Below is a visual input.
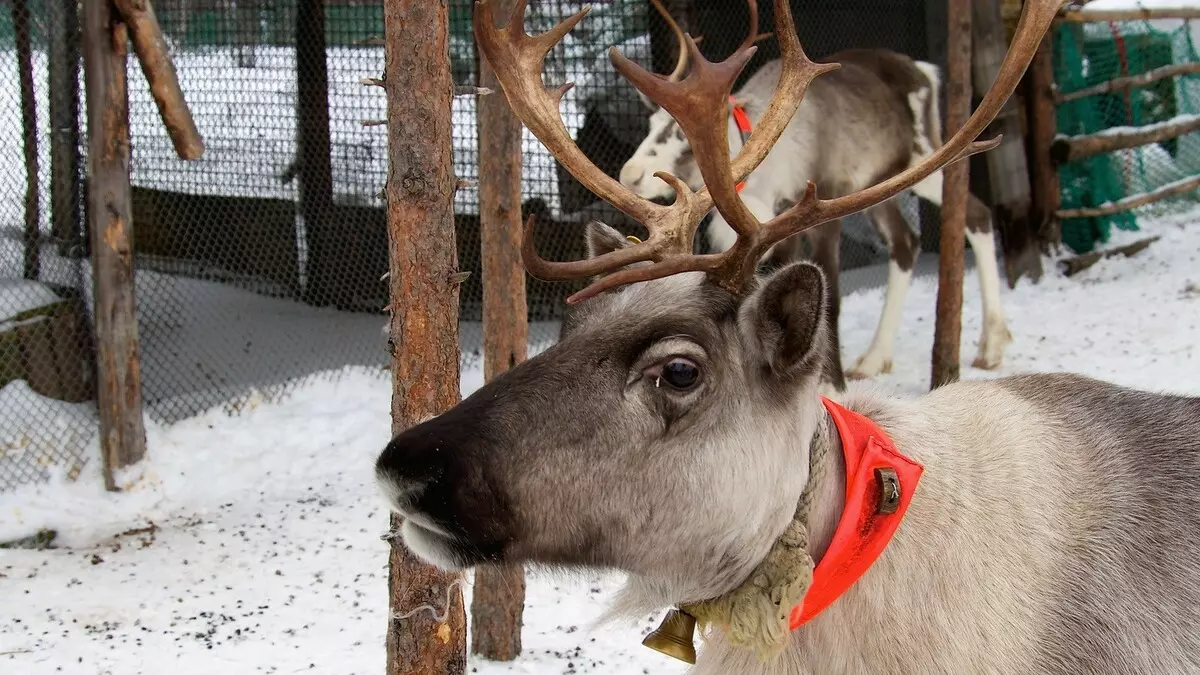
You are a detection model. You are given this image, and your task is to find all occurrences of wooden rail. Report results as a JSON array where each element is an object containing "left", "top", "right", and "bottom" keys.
[
  {"left": 1056, "top": 62, "right": 1200, "bottom": 104},
  {"left": 1056, "top": 174, "right": 1200, "bottom": 219},
  {"left": 1057, "top": 6, "right": 1200, "bottom": 23},
  {"left": 1051, "top": 114, "right": 1200, "bottom": 163}
]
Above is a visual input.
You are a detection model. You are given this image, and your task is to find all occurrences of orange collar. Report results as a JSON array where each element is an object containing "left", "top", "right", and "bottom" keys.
[
  {"left": 789, "top": 396, "right": 925, "bottom": 629},
  {"left": 729, "top": 96, "right": 752, "bottom": 193}
]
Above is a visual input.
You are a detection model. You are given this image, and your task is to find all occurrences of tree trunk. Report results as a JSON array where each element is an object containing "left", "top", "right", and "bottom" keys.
[
  {"left": 48, "top": 0, "right": 85, "bottom": 258},
  {"left": 13, "top": 0, "right": 40, "bottom": 280},
  {"left": 296, "top": 0, "right": 335, "bottom": 306},
  {"left": 1026, "top": 32, "right": 1061, "bottom": 247},
  {"left": 382, "top": 1, "right": 467, "bottom": 673},
  {"left": 469, "top": 0, "right": 527, "bottom": 661},
  {"left": 931, "top": 0, "right": 971, "bottom": 390},
  {"left": 83, "top": 0, "right": 149, "bottom": 489}
]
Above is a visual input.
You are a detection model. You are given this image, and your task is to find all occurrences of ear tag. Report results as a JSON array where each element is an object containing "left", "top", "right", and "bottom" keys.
[{"left": 626, "top": 235, "right": 642, "bottom": 244}]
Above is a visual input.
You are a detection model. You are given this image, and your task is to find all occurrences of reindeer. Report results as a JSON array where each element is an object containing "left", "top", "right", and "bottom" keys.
[
  {"left": 618, "top": 0, "right": 1012, "bottom": 392},
  {"left": 375, "top": 1, "right": 1200, "bottom": 673}
]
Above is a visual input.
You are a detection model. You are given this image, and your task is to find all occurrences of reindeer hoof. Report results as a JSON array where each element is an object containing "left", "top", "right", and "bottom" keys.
[
  {"left": 847, "top": 356, "right": 892, "bottom": 380},
  {"left": 972, "top": 322, "right": 1013, "bottom": 371}
]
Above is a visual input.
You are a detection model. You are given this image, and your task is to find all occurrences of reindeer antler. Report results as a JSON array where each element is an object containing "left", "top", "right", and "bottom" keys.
[
  {"left": 475, "top": 0, "right": 1066, "bottom": 303},
  {"left": 650, "top": 0, "right": 769, "bottom": 83}
]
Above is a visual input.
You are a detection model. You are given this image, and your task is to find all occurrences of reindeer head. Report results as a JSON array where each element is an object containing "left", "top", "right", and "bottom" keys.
[{"left": 376, "top": 0, "right": 1060, "bottom": 609}]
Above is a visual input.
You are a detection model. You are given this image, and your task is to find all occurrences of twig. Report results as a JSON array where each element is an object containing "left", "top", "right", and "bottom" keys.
[{"left": 1058, "top": 235, "right": 1160, "bottom": 277}]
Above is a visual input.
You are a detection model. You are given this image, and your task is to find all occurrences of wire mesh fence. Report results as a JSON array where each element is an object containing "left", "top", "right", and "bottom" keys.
[
  {"left": 1052, "top": 15, "right": 1200, "bottom": 253},
  {"left": 0, "top": 0, "right": 946, "bottom": 493}
]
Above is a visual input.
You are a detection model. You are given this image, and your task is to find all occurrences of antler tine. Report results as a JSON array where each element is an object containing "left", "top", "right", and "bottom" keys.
[
  {"left": 751, "top": 0, "right": 1067, "bottom": 268},
  {"left": 474, "top": 0, "right": 705, "bottom": 282},
  {"left": 736, "top": 0, "right": 761, "bottom": 55},
  {"left": 564, "top": 0, "right": 1065, "bottom": 302},
  {"left": 649, "top": 0, "right": 689, "bottom": 83}
]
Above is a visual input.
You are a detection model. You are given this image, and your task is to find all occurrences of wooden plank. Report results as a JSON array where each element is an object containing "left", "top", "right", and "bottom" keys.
[
  {"left": 1052, "top": 114, "right": 1200, "bottom": 163},
  {"left": 82, "top": 0, "right": 149, "bottom": 490},
  {"left": 1055, "top": 173, "right": 1200, "bottom": 219},
  {"left": 111, "top": 0, "right": 203, "bottom": 160},
  {"left": 1057, "top": 62, "right": 1200, "bottom": 104},
  {"left": 381, "top": 0, "right": 467, "bottom": 671},
  {"left": 932, "top": 0, "right": 972, "bottom": 389},
  {"left": 469, "top": 0, "right": 527, "bottom": 661},
  {"left": 12, "top": 0, "right": 41, "bottom": 280},
  {"left": 1057, "top": 6, "right": 1200, "bottom": 23}
]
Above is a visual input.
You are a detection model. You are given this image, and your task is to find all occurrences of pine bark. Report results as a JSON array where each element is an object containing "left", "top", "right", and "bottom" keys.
[
  {"left": 83, "top": 0, "right": 149, "bottom": 489},
  {"left": 382, "top": 0, "right": 467, "bottom": 673},
  {"left": 470, "top": 0, "right": 527, "bottom": 659},
  {"left": 931, "top": 0, "right": 972, "bottom": 389}
]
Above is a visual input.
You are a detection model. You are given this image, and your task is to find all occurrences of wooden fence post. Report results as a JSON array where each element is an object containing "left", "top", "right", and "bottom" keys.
[
  {"left": 931, "top": 0, "right": 972, "bottom": 389},
  {"left": 12, "top": 0, "right": 40, "bottom": 281},
  {"left": 469, "top": 0, "right": 527, "bottom": 661},
  {"left": 48, "top": 0, "right": 84, "bottom": 257},
  {"left": 82, "top": 0, "right": 149, "bottom": 489},
  {"left": 1027, "top": 30, "right": 1061, "bottom": 247},
  {"left": 381, "top": 0, "right": 468, "bottom": 673}
]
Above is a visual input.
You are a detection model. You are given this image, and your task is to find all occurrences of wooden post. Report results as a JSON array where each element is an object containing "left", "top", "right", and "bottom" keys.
[
  {"left": 12, "top": 0, "right": 40, "bottom": 280},
  {"left": 112, "top": 0, "right": 204, "bottom": 160},
  {"left": 82, "top": 0, "right": 149, "bottom": 489},
  {"left": 48, "top": 0, "right": 85, "bottom": 257},
  {"left": 931, "top": 0, "right": 972, "bottom": 389},
  {"left": 381, "top": 0, "right": 467, "bottom": 673},
  {"left": 469, "top": 0, "right": 527, "bottom": 661},
  {"left": 296, "top": 0, "right": 336, "bottom": 307},
  {"left": 1026, "top": 31, "right": 1061, "bottom": 247},
  {"left": 972, "top": 0, "right": 1043, "bottom": 288}
]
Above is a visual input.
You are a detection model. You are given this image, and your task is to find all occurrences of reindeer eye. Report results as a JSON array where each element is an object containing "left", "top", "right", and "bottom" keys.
[{"left": 655, "top": 358, "right": 701, "bottom": 390}]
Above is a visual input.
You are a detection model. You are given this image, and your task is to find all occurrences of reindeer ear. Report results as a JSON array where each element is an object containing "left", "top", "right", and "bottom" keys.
[
  {"left": 585, "top": 221, "right": 634, "bottom": 259},
  {"left": 738, "top": 262, "right": 829, "bottom": 377}
]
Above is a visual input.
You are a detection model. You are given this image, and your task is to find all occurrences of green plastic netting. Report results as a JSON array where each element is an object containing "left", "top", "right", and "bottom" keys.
[{"left": 1053, "top": 19, "right": 1200, "bottom": 253}]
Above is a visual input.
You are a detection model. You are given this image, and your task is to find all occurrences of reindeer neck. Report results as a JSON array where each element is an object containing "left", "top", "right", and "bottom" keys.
[{"left": 804, "top": 406, "right": 846, "bottom": 566}]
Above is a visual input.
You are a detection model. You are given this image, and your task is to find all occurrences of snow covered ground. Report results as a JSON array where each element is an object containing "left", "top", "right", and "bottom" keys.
[{"left": 1, "top": 204, "right": 1198, "bottom": 674}]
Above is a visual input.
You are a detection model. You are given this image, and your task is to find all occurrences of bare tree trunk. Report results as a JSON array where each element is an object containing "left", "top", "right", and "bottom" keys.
[
  {"left": 931, "top": 0, "right": 971, "bottom": 389},
  {"left": 48, "top": 0, "right": 85, "bottom": 258},
  {"left": 382, "top": 1, "right": 467, "bottom": 673},
  {"left": 13, "top": 0, "right": 41, "bottom": 280},
  {"left": 1026, "top": 32, "right": 1061, "bottom": 247},
  {"left": 296, "top": 0, "right": 335, "bottom": 306},
  {"left": 83, "top": 0, "right": 149, "bottom": 489},
  {"left": 469, "top": 0, "right": 527, "bottom": 661},
  {"left": 112, "top": 0, "right": 205, "bottom": 160}
]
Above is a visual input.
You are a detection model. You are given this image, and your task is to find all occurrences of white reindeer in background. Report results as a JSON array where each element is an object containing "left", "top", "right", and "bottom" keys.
[
  {"left": 618, "top": 0, "right": 1011, "bottom": 392},
  {"left": 376, "top": 1, "right": 1200, "bottom": 673}
]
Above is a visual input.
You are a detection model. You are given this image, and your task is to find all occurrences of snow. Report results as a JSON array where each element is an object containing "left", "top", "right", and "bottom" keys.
[
  {"left": 2, "top": 203, "right": 1199, "bottom": 673},
  {"left": 0, "top": 278, "right": 60, "bottom": 321}
]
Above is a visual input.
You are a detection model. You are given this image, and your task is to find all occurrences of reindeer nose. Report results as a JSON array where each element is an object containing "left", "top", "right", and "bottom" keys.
[
  {"left": 374, "top": 433, "right": 443, "bottom": 514},
  {"left": 620, "top": 162, "right": 645, "bottom": 188}
]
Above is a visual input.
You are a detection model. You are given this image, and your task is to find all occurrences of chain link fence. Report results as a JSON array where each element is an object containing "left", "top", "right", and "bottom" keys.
[
  {"left": 1051, "top": 14, "right": 1200, "bottom": 254},
  {"left": 0, "top": 0, "right": 945, "bottom": 493}
]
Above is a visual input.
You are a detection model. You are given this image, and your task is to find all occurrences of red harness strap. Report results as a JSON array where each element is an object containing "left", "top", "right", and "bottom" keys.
[
  {"left": 729, "top": 96, "right": 753, "bottom": 193},
  {"left": 789, "top": 396, "right": 925, "bottom": 629}
]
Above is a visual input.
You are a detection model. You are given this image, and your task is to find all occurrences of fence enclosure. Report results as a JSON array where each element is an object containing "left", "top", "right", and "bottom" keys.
[{"left": 5, "top": 1, "right": 1199, "bottom": 493}]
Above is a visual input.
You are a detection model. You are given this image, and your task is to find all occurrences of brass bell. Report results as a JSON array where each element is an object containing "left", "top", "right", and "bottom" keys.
[{"left": 641, "top": 607, "right": 698, "bottom": 664}]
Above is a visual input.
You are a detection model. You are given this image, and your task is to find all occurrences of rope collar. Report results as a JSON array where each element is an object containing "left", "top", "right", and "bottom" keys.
[
  {"left": 729, "top": 96, "right": 753, "bottom": 193},
  {"left": 652, "top": 396, "right": 924, "bottom": 663}
]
